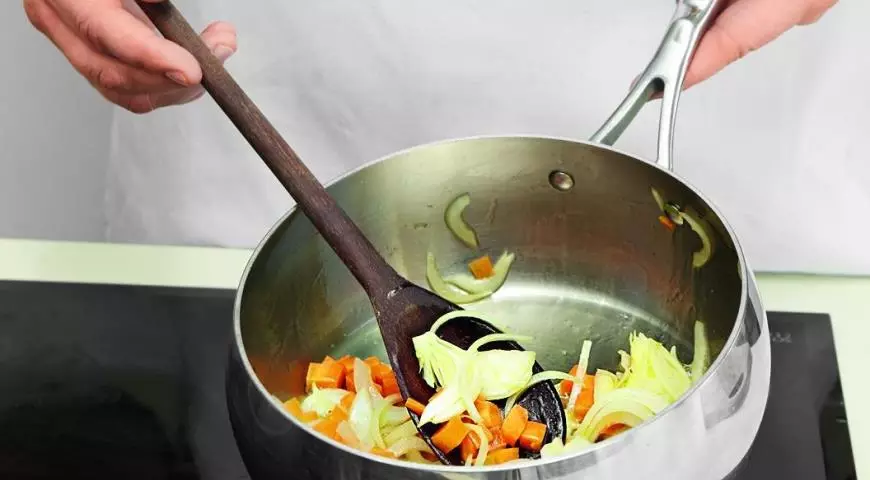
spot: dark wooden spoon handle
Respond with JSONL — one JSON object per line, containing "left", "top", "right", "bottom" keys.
{"left": 137, "top": 1, "right": 400, "bottom": 296}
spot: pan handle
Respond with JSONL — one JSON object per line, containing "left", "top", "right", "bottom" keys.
{"left": 590, "top": 0, "right": 724, "bottom": 171}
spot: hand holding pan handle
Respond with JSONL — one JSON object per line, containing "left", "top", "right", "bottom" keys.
{"left": 591, "top": 0, "right": 725, "bottom": 171}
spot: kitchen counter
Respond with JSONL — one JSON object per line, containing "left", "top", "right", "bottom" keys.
{"left": 0, "top": 238, "right": 866, "bottom": 477}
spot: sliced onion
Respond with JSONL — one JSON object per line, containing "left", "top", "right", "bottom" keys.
{"left": 465, "top": 423, "right": 490, "bottom": 466}
{"left": 384, "top": 420, "right": 419, "bottom": 447}
{"left": 426, "top": 252, "right": 493, "bottom": 304}
{"left": 405, "top": 449, "right": 437, "bottom": 464}
{"left": 445, "top": 251, "right": 516, "bottom": 295}
{"left": 380, "top": 405, "right": 411, "bottom": 427}
{"left": 388, "top": 436, "right": 432, "bottom": 458}
{"left": 690, "top": 321, "right": 710, "bottom": 383}
{"left": 650, "top": 187, "right": 665, "bottom": 212}
{"left": 337, "top": 421, "right": 362, "bottom": 449}
{"left": 594, "top": 369, "right": 618, "bottom": 404}
{"left": 680, "top": 210, "right": 712, "bottom": 268}
{"left": 504, "top": 370, "right": 577, "bottom": 413}
{"left": 444, "top": 193, "right": 479, "bottom": 248}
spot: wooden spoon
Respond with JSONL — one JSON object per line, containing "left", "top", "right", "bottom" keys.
{"left": 137, "top": 1, "right": 566, "bottom": 464}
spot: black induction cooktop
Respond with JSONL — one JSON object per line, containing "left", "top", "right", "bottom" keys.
{"left": 0, "top": 282, "right": 857, "bottom": 479}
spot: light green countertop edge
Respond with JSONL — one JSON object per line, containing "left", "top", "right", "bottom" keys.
{"left": 0, "top": 238, "right": 866, "bottom": 476}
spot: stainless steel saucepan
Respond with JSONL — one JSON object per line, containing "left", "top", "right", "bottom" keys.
{"left": 227, "top": 0, "right": 771, "bottom": 478}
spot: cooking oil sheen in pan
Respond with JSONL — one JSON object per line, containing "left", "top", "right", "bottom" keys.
{"left": 331, "top": 282, "right": 691, "bottom": 373}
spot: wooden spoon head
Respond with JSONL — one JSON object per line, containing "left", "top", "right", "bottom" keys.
{"left": 374, "top": 282, "right": 567, "bottom": 466}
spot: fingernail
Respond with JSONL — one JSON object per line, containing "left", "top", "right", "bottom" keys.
{"left": 212, "top": 45, "right": 235, "bottom": 62}
{"left": 166, "top": 71, "right": 189, "bottom": 86}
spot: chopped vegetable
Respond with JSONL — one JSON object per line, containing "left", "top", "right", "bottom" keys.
{"left": 518, "top": 421, "right": 547, "bottom": 452}
{"left": 301, "top": 386, "right": 350, "bottom": 417}
{"left": 501, "top": 405, "right": 529, "bottom": 447}
{"left": 485, "top": 448, "right": 519, "bottom": 465}
{"left": 468, "top": 255, "right": 495, "bottom": 279}
{"left": 474, "top": 399, "right": 503, "bottom": 430}
{"left": 690, "top": 320, "right": 710, "bottom": 383}
{"left": 445, "top": 251, "right": 516, "bottom": 295}
{"left": 404, "top": 398, "right": 426, "bottom": 416}
{"left": 658, "top": 214, "right": 676, "bottom": 232}
{"left": 650, "top": 187, "right": 665, "bottom": 212}
{"left": 566, "top": 340, "right": 593, "bottom": 413}
{"left": 680, "top": 210, "right": 712, "bottom": 268}
{"left": 431, "top": 416, "right": 469, "bottom": 454}
{"left": 620, "top": 332, "right": 691, "bottom": 403}
{"left": 593, "top": 369, "right": 618, "bottom": 403}
{"left": 576, "top": 388, "right": 670, "bottom": 442}
{"left": 313, "top": 418, "right": 340, "bottom": 439}
{"left": 444, "top": 193, "right": 479, "bottom": 248}
{"left": 464, "top": 423, "right": 490, "bottom": 466}
{"left": 306, "top": 359, "right": 346, "bottom": 391}
{"left": 474, "top": 349, "right": 536, "bottom": 400}
{"left": 504, "top": 370, "right": 576, "bottom": 414}
{"left": 283, "top": 397, "right": 304, "bottom": 418}
{"left": 572, "top": 375, "right": 596, "bottom": 421}
{"left": 426, "top": 252, "right": 493, "bottom": 304}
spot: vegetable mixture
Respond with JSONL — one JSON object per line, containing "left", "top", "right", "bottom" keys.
{"left": 274, "top": 191, "right": 713, "bottom": 466}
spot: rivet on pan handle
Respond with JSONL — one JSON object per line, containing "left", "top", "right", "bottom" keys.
{"left": 590, "top": 0, "right": 724, "bottom": 171}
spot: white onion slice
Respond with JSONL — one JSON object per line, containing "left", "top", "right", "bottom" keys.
{"left": 444, "top": 193, "right": 479, "bottom": 248}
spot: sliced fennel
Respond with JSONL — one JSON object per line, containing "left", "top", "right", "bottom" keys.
{"left": 650, "top": 187, "right": 665, "bottom": 212}
{"left": 444, "top": 251, "right": 516, "bottom": 295}
{"left": 413, "top": 331, "right": 467, "bottom": 388}
{"left": 384, "top": 420, "right": 418, "bottom": 447}
{"left": 690, "top": 321, "right": 710, "bottom": 383}
{"left": 301, "top": 386, "right": 349, "bottom": 417}
{"left": 475, "top": 349, "right": 536, "bottom": 400}
{"left": 426, "top": 252, "right": 493, "bottom": 304}
{"left": 444, "top": 193, "right": 479, "bottom": 249}
{"left": 348, "top": 359, "right": 378, "bottom": 449}
{"left": 566, "top": 340, "right": 593, "bottom": 410}
{"left": 620, "top": 332, "right": 691, "bottom": 403}
{"left": 540, "top": 435, "right": 593, "bottom": 459}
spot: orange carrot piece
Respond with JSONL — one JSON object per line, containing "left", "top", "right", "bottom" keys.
{"left": 283, "top": 398, "right": 304, "bottom": 418}
{"left": 405, "top": 398, "right": 426, "bottom": 416}
{"left": 380, "top": 372, "right": 401, "bottom": 397}
{"left": 322, "top": 355, "right": 336, "bottom": 365}
{"left": 337, "top": 355, "right": 355, "bottom": 370}
{"left": 431, "top": 416, "right": 469, "bottom": 454}
{"left": 468, "top": 255, "right": 495, "bottom": 279}
{"left": 299, "top": 410, "right": 319, "bottom": 423}
{"left": 460, "top": 436, "right": 478, "bottom": 464}
{"left": 305, "top": 362, "right": 322, "bottom": 392}
{"left": 364, "top": 356, "right": 381, "bottom": 368}
{"left": 371, "top": 363, "right": 393, "bottom": 384}
{"left": 573, "top": 375, "right": 596, "bottom": 421}
{"left": 311, "top": 361, "right": 346, "bottom": 390}
{"left": 518, "top": 421, "right": 547, "bottom": 452}
{"left": 489, "top": 430, "right": 507, "bottom": 451}
{"left": 598, "top": 423, "right": 630, "bottom": 440}
{"left": 474, "top": 399, "right": 503, "bottom": 430}
{"left": 313, "top": 418, "right": 340, "bottom": 439}
{"left": 485, "top": 448, "right": 520, "bottom": 465}
{"left": 345, "top": 371, "right": 356, "bottom": 392}
{"left": 339, "top": 392, "right": 356, "bottom": 412}
{"left": 658, "top": 214, "right": 676, "bottom": 232}
{"left": 502, "top": 405, "right": 529, "bottom": 447}
{"left": 559, "top": 365, "right": 579, "bottom": 396}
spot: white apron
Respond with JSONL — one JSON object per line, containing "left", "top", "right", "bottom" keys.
{"left": 106, "top": 0, "right": 870, "bottom": 274}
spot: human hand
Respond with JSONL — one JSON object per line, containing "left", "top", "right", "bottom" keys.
{"left": 685, "top": 0, "right": 837, "bottom": 88}
{"left": 23, "top": 0, "right": 237, "bottom": 113}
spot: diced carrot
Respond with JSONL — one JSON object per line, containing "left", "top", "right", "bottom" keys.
{"left": 518, "top": 421, "right": 547, "bottom": 452}
{"left": 658, "top": 214, "right": 676, "bottom": 232}
{"left": 460, "top": 435, "right": 479, "bottom": 464}
{"left": 501, "top": 405, "right": 529, "bottom": 447}
{"left": 559, "top": 365, "right": 579, "bottom": 396}
{"left": 598, "top": 423, "right": 630, "bottom": 440}
{"left": 364, "top": 356, "right": 381, "bottom": 368}
{"left": 327, "top": 408, "right": 348, "bottom": 423}
{"left": 313, "top": 418, "right": 340, "bottom": 439}
{"left": 474, "top": 399, "right": 503, "bottom": 430}
{"left": 380, "top": 372, "right": 400, "bottom": 397}
{"left": 468, "top": 255, "right": 495, "bottom": 279}
{"left": 431, "top": 416, "right": 469, "bottom": 454}
{"left": 573, "top": 375, "right": 596, "bottom": 421}
{"left": 485, "top": 448, "right": 519, "bottom": 465}
{"left": 371, "top": 447, "right": 396, "bottom": 459}
{"left": 371, "top": 363, "right": 393, "bottom": 384}
{"left": 405, "top": 398, "right": 426, "bottom": 416}
{"left": 339, "top": 392, "right": 356, "bottom": 413}
{"left": 310, "top": 361, "right": 346, "bottom": 390}
{"left": 489, "top": 430, "right": 507, "bottom": 451}
{"left": 337, "top": 355, "right": 355, "bottom": 370}
{"left": 322, "top": 355, "right": 336, "bottom": 365}
{"left": 421, "top": 451, "right": 438, "bottom": 462}
{"left": 283, "top": 398, "right": 304, "bottom": 418}
{"left": 345, "top": 371, "right": 356, "bottom": 392}
{"left": 299, "top": 410, "right": 319, "bottom": 423}
{"left": 305, "top": 362, "right": 322, "bottom": 392}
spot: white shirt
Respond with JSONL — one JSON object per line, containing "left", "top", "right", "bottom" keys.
{"left": 106, "top": 0, "right": 870, "bottom": 274}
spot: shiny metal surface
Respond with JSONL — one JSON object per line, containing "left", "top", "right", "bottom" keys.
{"left": 227, "top": 0, "right": 770, "bottom": 478}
